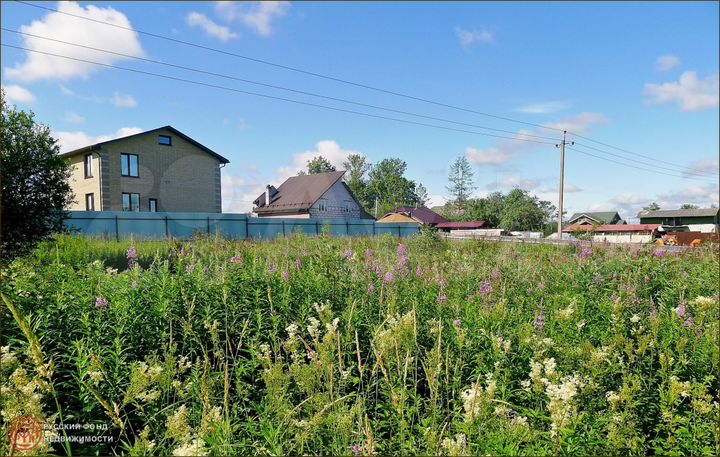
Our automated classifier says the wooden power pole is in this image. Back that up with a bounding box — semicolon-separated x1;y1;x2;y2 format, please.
556;131;574;240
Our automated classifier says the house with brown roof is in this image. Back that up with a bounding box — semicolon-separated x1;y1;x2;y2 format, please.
376;206;448;226
61;126;229;213
253;171;374;219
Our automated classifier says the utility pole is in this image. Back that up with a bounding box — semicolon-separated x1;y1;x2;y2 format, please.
374;197;379;218
556;130;574;240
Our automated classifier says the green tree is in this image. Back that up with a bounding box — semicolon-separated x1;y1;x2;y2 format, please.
1;91;73;259
342;153;371;209
679;203;699;210
500;188;555;231
298;155;336;175
446;156;475;207
414;183;429;207
366;158;420;215
643;202;661;211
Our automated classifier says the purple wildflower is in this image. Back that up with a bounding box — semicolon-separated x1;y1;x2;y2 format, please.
383;271;395;284
453;318;462;327
415;265;424;277
126;246;138;261
533;314;545;330
230;254;243;264
95;296;108;309
365;248;374;258
344;249;353;259
367;284;375;294
654;250;666;258
186;263;196;273
437;276;447;289
436;294;448;305
684;317;694;328
478;281;493;297
396;256;409;274
492;267;501;280
675;303;687;318
351;443;362;456
294;258;303;269
397;243;408;258
578;246;593;260
282;270;290;282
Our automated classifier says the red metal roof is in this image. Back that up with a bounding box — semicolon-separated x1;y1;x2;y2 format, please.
563;224;660;233
436;221;487;229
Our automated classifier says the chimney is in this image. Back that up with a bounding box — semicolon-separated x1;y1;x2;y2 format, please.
265;185;271;206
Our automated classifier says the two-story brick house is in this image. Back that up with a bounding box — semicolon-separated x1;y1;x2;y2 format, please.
61;126;229;213
253;171;374;219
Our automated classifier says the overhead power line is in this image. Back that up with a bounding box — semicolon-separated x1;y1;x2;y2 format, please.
13;0;566;134
0;43;559;146
568;145;717;182
0;27;560;142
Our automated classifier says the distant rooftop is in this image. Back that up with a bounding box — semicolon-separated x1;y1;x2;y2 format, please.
637;208;719;218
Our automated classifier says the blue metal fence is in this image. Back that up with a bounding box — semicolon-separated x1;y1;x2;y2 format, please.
65;211;420;240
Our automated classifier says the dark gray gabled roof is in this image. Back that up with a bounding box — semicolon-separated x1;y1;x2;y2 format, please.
253;171;346;213
637;208;719;218
58;125;230;164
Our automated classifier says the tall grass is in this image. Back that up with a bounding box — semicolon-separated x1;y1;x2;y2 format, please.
1;233;718;455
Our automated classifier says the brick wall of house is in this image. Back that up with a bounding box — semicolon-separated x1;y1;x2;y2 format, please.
66;152;101;210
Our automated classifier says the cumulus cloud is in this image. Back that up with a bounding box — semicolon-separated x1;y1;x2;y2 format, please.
540;112;608;134
644;71;719;112
426;194;449;208
63;111;85;124
515;101;570;114
110;91;137;108
540;183;582;194
455;27;494;49
656;54;681;72
276;140;362;181
186;12;239;42
215;1;290;37
466;147;515;166
54;127;143;153
221;174;264;213
5;1;144;82
2;84;36;104
493;176;540;190
683;157;719;178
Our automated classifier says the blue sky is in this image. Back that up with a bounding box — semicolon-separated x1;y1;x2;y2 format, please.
2;1;718;219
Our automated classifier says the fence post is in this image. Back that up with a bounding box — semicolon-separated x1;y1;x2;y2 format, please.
115;215;119;242
315;220;319;235
398;225;401;238
282;220;286;237
373;222;376;236
207;216;210;234
245;216;249;240
346;220;349;237
164;216;169;238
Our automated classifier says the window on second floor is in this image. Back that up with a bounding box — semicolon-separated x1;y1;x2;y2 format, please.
158;135;172;146
121;153;139;177
344;200;352;213
122;192;140;212
318;199;327;212
84;154;93;178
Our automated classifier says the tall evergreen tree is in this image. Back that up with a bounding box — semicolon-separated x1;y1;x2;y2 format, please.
446;156;475;206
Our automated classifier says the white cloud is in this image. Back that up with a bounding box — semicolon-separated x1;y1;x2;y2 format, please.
656;55;681;72
610;194;648;206
110;92;137;108
455;27;494;48
222;173;263;213
63;111;85;124
215;1;290;37
186;12;239;42
683;157;719;178
466;147;515;166
540;112;608;134
644;71;719;112
426;194;449;208
5;1;145;82
494;176;539;190
2;84;36;104
276;140;362;181
516;101;570;114
59;84;74;96
564;183;583;193
54;127;143;153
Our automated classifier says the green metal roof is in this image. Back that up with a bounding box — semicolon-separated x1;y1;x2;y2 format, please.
567;211;620;225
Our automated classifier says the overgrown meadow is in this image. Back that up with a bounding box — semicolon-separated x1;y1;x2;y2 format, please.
1;233;718;456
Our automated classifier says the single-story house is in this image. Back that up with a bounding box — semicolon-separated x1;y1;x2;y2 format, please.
252;171;374;219
563;223;661;243
567;211;625;226
376;206;448;226
637;208;719;233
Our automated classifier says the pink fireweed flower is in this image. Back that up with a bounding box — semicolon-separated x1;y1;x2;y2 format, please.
365;248;374;258
397;243;408;258
578;247;593;259
367;284;375;294
351;444;362;456
344;249;353;259
683;317;694;328
396;256;409;274
437;276;447;289
533;314;545;330
436;294;448;305
230;254;243;264
453;318;462;327
294;258;303;269
126;246;138;262
478;281;493;297
415;265;424;277
492;267;501;280
383;271;395;284
282;270;290;282
675;303;687;318
95;296;108;309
